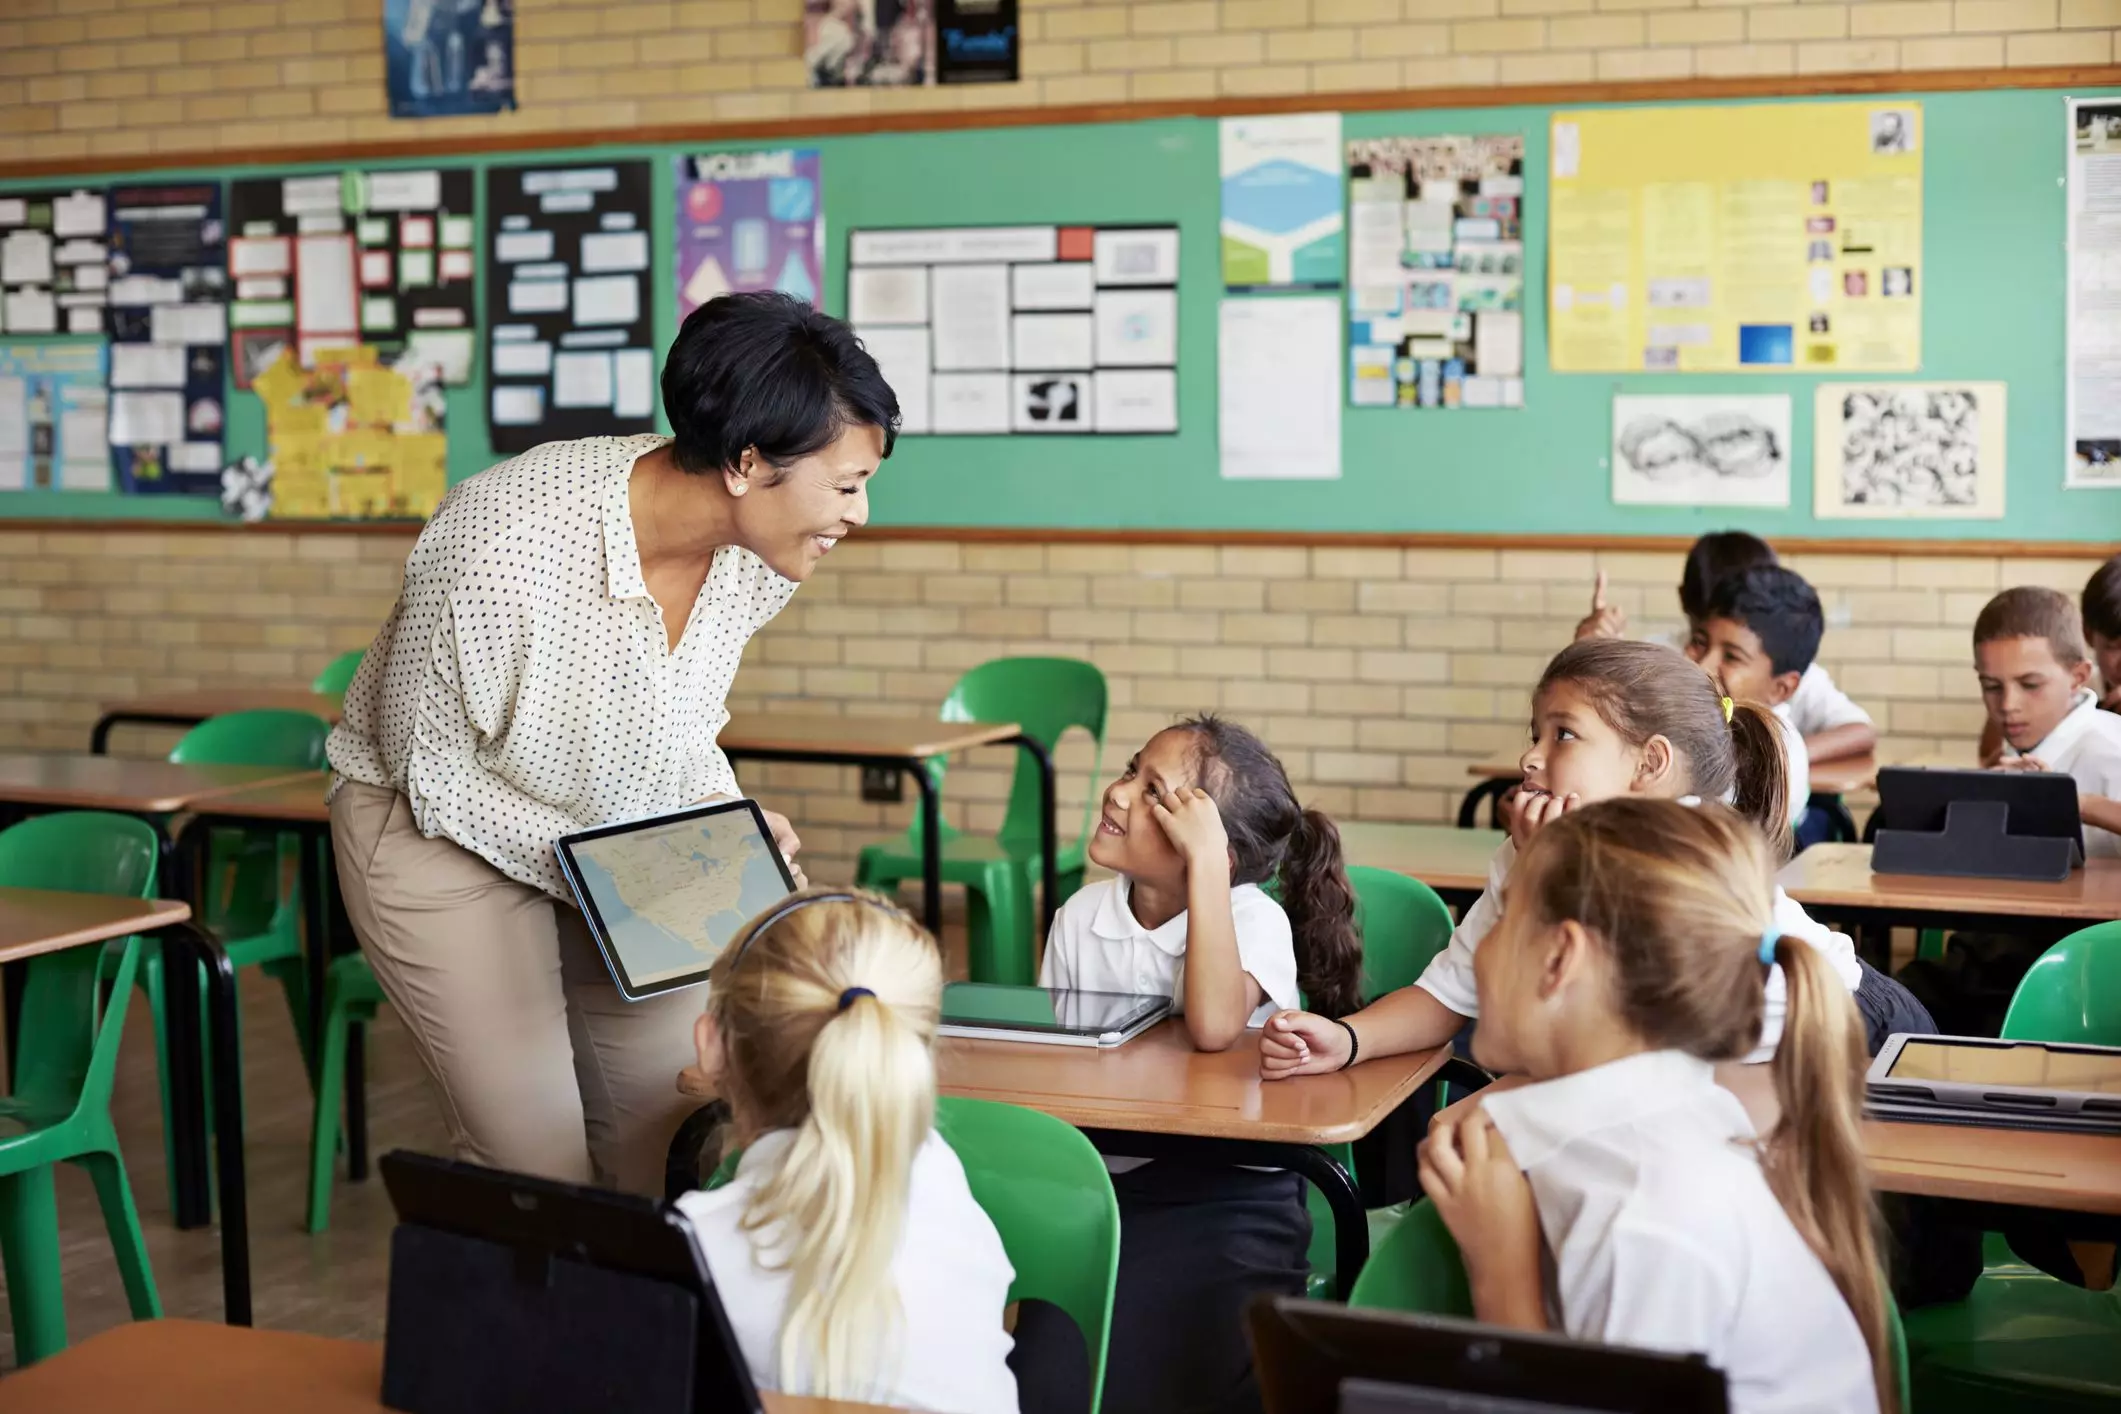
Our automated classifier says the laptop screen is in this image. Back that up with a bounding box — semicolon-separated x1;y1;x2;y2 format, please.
942;982;1169;1038
1887;1038;2121;1095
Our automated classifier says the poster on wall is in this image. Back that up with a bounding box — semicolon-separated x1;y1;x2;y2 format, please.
384;0;515;117
0;342;107;492
1345;134;1525;409
1813;382;2005;519
1610;394;1790;508
106;183;228;495
936;0;1018;84
249;345;448;520
0;187;108;336
804;0;931;86
2067;98;2121;489
485;160;657;454
1220;113;1344;290
674;151;823;321
846;223;1180;435
1220;297;1340;479
228;167;478;387
1549;102;1922;373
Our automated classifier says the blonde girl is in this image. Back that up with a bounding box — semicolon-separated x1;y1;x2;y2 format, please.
674;889;1018;1413
1419;798;1891;1414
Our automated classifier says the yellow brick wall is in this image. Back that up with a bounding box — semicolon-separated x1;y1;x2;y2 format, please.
0;0;2103;165
5;526;2102;889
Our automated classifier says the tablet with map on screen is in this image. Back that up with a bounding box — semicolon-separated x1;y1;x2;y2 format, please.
555;800;797;1001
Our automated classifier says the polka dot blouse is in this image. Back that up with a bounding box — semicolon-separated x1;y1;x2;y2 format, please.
327;434;800;900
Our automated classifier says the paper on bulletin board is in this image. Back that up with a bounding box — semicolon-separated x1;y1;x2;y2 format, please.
674;150;822;321
1813;382;2005;519
1549;102;1922;373
1220;113;1344;290
1219;296;1340;479
248;344;447;521
2067;98;2121;489
0;341;109;492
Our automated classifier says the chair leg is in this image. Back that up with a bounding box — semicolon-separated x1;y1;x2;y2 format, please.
0;1166;68;1363
74;1148;161;1320
137;945;187;1217
260;953;315;1087
307;985;353;1234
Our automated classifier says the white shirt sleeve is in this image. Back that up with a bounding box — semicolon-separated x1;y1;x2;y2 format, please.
1039;897;1079;990
1776;709;1811;828
1230;887;1301;1014
1788;664;1874;737
1563;1218;1737;1364
1412;840;1513;1018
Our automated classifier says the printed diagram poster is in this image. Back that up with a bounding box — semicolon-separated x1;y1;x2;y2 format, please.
1814;382;2005;519
106;184;228;496
249;345;448;520
847;223;1180;436
1346;134;1525;409
805;0;930;86
2068;99;2121;488
486;160;656;454
0;342;108;492
1611;394;1790;508
385;0;514;117
1549;102;1922;374
1220;113;1344;290
675;151;823;320
228;167;477;388
0;187;108;336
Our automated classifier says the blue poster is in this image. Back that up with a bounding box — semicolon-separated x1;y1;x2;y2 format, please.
385;0;515;118
0;342;109;493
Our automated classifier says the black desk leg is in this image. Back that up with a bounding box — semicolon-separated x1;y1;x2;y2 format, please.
1815;792;1859;844
163;826;211;1229
1009;733;1060;939
911;762;943;936
1456;778;1514;830
90;710;206;756
346;1021;369;1181
164;922;251;1326
302;829;330;1078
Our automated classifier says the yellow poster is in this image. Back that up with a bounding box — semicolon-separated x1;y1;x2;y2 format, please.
251;346;449;521
1549;102;1922;373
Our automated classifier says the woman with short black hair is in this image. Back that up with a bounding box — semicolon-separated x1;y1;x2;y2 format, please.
327;292;898;1193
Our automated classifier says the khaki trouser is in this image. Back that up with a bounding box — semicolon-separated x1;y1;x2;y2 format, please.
329;779;700;1195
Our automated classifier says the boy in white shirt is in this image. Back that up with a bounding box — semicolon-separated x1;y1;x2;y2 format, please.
1688;564;1826;836
1974;585;2121;856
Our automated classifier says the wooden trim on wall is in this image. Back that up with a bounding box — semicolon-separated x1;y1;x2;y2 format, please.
4;62;2120;181
4;518;2110;560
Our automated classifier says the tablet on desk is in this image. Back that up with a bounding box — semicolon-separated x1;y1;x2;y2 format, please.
1866;1033;2121;1132
555;800;796;1002
939;982;1170;1047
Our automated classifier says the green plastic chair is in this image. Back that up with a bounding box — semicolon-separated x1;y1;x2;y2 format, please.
856;658;1108;985
306;951;388;1232
0;812;164;1363
312;650;363;694
1904;920;2121;1414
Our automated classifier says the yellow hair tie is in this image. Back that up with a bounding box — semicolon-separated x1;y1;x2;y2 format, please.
1721;695;1735;724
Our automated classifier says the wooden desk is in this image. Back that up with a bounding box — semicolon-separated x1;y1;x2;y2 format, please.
1779;844;2121;933
1866;1118;2121;1224
0;888;190;964
718;712;1055;938
0;755;320;815
1337;820;1503;910
182;773;332;824
91;689;344;754
0;1319;909;1414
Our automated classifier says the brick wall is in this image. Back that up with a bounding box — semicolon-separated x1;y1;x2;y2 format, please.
4;525;2101;887
0;0;2106;166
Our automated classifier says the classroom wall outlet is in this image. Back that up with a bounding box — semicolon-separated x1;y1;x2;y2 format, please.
860;766;904;803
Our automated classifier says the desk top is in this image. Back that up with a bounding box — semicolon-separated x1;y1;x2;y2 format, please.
99;688;345;725
720;713;1020;761
0;1320;907;1414
0;887;190;964
1470;751;1884;796
1778;844;2121;922
1866;1118;2121;1214
0;755;321;814
1338;820;1505;894
184;773;333;824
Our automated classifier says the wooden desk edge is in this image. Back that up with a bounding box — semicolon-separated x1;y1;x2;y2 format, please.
0;897;192;965
723;719;1023;759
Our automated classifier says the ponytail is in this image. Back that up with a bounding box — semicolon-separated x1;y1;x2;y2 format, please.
1726;698;1793;859
1282;808;1363;1019
1764;936;1895;1414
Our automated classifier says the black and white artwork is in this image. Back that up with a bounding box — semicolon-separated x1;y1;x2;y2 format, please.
1610;394;1790;507
1814;382;2007;519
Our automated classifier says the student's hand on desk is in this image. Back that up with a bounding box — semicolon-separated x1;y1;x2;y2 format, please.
1419;1109;1546;1330
1258;1010;1348;1079
1572;571;1627;643
1148;784;1231;872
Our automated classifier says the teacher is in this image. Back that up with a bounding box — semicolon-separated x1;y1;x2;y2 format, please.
325;292;898;1195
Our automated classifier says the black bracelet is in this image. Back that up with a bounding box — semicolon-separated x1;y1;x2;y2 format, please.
1332;1017;1359;1070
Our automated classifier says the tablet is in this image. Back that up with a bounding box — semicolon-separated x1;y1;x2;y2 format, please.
1866;1033;2121;1127
939;982;1171;1047
555;800;796;1002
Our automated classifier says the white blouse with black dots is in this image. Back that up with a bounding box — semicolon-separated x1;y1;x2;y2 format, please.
327;433;799;901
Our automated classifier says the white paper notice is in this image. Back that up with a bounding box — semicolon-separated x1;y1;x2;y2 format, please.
1473;310;1524;378
579;231;650;274
282;176;343;216
553;350;615;408
496;230;555;264
406;329;476;383
1011;313;1094;370
492;385;545;426
294;236;358;334
2;231;53;286
169;442;224;474
571;275;638;327
931;372;1010;433
930;264;1010;371
368;170;443;212
508;279;569;315
52;192;106;238
1218;297;1340;479
1094;369;1177;434
2069;98;2121;488
848;266;929;325
0;200;23;225
613;348;656;418
109;391;186;447
491;340;554;376
151;303;227;347
854;326;931;434
1094;289;1178;367
3;289;57;335
110;343;186;388
1011;263;1096;311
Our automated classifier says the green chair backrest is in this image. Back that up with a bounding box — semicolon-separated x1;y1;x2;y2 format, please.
936;1095;1119;1412
169;708;332;769
1347;866;1455;1002
924;657;1107;857
0;812;159;1122
2001;920;2121;1045
312;649;364;695
1345;1198;1472;1315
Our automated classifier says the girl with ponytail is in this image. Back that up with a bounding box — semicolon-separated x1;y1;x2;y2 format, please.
675;889;1019;1412
1037;713;1361;1414
1421;798;1891;1414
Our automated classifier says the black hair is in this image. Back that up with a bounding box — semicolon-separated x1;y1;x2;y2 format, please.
1705;564;1824;678
2084;554;2121;643
1171;714;1363;1018
1679;531;1777;622
661;291;900;482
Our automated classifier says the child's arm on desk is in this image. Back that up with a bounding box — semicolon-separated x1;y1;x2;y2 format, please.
1259;983;1467;1078
1805;720;1877;765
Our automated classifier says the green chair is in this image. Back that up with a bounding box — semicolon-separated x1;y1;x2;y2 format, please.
312;650;363;694
0;812;163;1363
1904;920;2121;1414
856;658;1108;985
936;1096;1121;1414
306;951;388;1232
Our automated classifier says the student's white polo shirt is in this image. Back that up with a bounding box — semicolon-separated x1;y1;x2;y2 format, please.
1480;1050;1879;1414
1039;876;1301;1024
2009;687;2121;859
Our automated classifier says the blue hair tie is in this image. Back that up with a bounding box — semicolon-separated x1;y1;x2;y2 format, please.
1758;930;1779;966
838;986;875;1011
